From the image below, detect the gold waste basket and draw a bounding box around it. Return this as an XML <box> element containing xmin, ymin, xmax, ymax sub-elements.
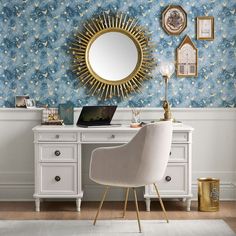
<box><xmin>198</xmin><ymin>178</ymin><xmax>220</xmax><ymax>212</ymax></box>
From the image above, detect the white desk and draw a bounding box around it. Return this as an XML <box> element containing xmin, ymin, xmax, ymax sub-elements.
<box><xmin>33</xmin><ymin>124</ymin><xmax>193</xmax><ymax>212</ymax></box>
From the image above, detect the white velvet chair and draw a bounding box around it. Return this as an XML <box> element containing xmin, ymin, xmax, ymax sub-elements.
<box><xmin>89</xmin><ymin>121</ymin><xmax>173</xmax><ymax>233</ymax></box>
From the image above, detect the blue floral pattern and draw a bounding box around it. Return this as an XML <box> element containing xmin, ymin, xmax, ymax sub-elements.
<box><xmin>0</xmin><ymin>0</ymin><xmax>235</xmax><ymax>108</ymax></box>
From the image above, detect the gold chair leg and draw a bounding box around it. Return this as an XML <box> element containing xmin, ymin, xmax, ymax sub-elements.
<box><xmin>123</xmin><ymin>188</ymin><xmax>129</xmax><ymax>218</ymax></box>
<box><xmin>93</xmin><ymin>186</ymin><xmax>109</xmax><ymax>226</ymax></box>
<box><xmin>153</xmin><ymin>183</ymin><xmax>169</xmax><ymax>223</ymax></box>
<box><xmin>133</xmin><ymin>188</ymin><xmax>142</xmax><ymax>233</ymax></box>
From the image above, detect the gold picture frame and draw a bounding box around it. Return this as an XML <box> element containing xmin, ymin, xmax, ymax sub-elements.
<box><xmin>176</xmin><ymin>35</ymin><xmax>198</xmax><ymax>77</ymax></box>
<box><xmin>71</xmin><ymin>12</ymin><xmax>155</xmax><ymax>99</ymax></box>
<box><xmin>196</xmin><ymin>16</ymin><xmax>214</xmax><ymax>40</ymax></box>
<box><xmin>162</xmin><ymin>5</ymin><xmax>187</xmax><ymax>35</ymax></box>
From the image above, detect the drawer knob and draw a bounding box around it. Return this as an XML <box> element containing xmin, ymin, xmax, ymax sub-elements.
<box><xmin>169</xmin><ymin>151</ymin><xmax>172</xmax><ymax>156</ymax></box>
<box><xmin>54</xmin><ymin>150</ymin><xmax>61</xmax><ymax>156</ymax></box>
<box><xmin>55</xmin><ymin>176</ymin><xmax>61</xmax><ymax>182</ymax></box>
<box><xmin>55</xmin><ymin>134</ymin><xmax>60</xmax><ymax>139</ymax></box>
<box><xmin>111</xmin><ymin>134</ymin><xmax>115</xmax><ymax>139</ymax></box>
<box><xmin>165</xmin><ymin>176</ymin><xmax>171</xmax><ymax>182</ymax></box>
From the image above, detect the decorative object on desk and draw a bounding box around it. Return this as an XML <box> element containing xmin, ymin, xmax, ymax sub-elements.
<box><xmin>25</xmin><ymin>99</ymin><xmax>36</xmax><ymax>108</ymax></box>
<box><xmin>130</xmin><ymin>123</ymin><xmax>141</xmax><ymax>128</ymax></box>
<box><xmin>41</xmin><ymin>107</ymin><xmax>63</xmax><ymax>125</ymax></box>
<box><xmin>71</xmin><ymin>11</ymin><xmax>155</xmax><ymax>99</ymax></box>
<box><xmin>58</xmin><ymin>101</ymin><xmax>74</xmax><ymax>125</ymax></box>
<box><xmin>159</xmin><ymin>61</ymin><xmax>175</xmax><ymax>121</ymax></box>
<box><xmin>130</xmin><ymin>108</ymin><xmax>141</xmax><ymax>128</ymax></box>
<box><xmin>162</xmin><ymin>5</ymin><xmax>187</xmax><ymax>35</ymax></box>
<box><xmin>15</xmin><ymin>95</ymin><xmax>29</xmax><ymax>108</ymax></box>
<box><xmin>131</xmin><ymin>109</ymin><xmax>141</xmax><ymax>123</ymax></box>
<box><xmin>176</xmin><ymin>35</ymin><xmax>198</xmax><ymax>77</ymax></box>
<box><xmin>197</xmin><ymin>16</ymin><xmax>214</xmax><ymax>40</ymax></box>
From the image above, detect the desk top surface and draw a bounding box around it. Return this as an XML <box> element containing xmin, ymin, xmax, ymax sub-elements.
<box><xmin>33</xmin><ymin>123</ymin><xmax>193</xmax><ymax>132</ymax></box>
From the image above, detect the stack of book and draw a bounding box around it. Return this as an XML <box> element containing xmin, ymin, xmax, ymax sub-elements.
<box><xmin>41</xmin><ymin>120</ymin><xmax>64</xmax><ymax>125</ymax></box>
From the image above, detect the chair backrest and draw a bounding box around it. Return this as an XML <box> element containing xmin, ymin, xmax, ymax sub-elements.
<box><xmin>126</xmin><ymin>121</ymin><xmax>173</xmax><ymax>186</ymax></box>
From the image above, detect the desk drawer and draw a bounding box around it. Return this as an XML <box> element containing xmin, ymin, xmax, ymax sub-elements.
<box><xmin>39</xmin><ymin>144</ymin><xmax>77</xmax><ymax>162</ymax></box>
<box><xmin>172</xmin><ymin>132</ymin><xmax>188</xmax><ymax>142</ymax></box>
<box><xmin>169</xmin><ymin>144</ymin><xmax>188</xmax><ymax>162</ymax></box>
<box><xmin>39</xmin><ymin>163</ymin><xmax>77</xmax><ymax>194</ymax></box>
<box><xmin>149</xmin><ymin>164</ymin><xmax>187</xmax><ymax>195</ymax></box>
<box><xmin>38</xmin><ymin>132</ymin><xmax>77</xmax><ymax>142</ymax></box>
<box><xmin>81</xmin><ymin>131</ymin><xmax>136</xmax><ymax>143</ymax></box>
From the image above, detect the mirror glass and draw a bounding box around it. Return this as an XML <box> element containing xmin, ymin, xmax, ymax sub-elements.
<box><xmin>88</xmin><ymin>32</ymin><xmax>138</xmax><ymax>81</ymax></box>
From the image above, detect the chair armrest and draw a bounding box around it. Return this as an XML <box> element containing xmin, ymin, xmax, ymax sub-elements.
<box><xmin>89</xmin><ymin>144</ymin><xmax>130</xmax><ymax>185</ymax></box>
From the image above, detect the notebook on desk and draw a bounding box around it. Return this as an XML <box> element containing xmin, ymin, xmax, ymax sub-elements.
<box><xmin>76</xmin><ymin>105</ymin><xmax>120</xmax><ymax>128</ymax></box>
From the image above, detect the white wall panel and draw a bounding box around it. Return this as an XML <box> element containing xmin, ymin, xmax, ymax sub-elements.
<box><xmin>0</xmin><ymin>108</ymin><xmax>235</xmax><ymax>201</ymax></box>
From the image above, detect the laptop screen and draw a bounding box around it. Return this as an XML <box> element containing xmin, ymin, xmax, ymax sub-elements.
<box><xmin>77</xmin><ymin>106</ymin><xmax>117</xmax><ymax>126</ymax></box>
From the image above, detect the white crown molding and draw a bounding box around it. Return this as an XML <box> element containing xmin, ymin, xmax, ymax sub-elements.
<box><xmin>0</xmin><ymin>108</ymin><xmax>42</xmax><ymax>121</ymax></box>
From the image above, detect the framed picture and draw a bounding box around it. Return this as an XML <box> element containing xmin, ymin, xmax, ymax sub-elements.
<box><xmin>162</xmin><ymin>5</ymin><xmax>187</xmax><ymax>35</ymax></box>
<box><xmin>25</xmin><ymin>99</ymin><xmax>36</xmax><ymax>108</ymax></box>
<box><xmin>197</xmin><ymin>16</ymin><xmax>214</xmax><ymax>40</ymax></box>
<box><xmin>176</xmin><ymin>35</ymin><xmax>198</xmax><ymax>77</ymax></box>
<box><xmin>15</xmin><ymin>95</ymin><xmax>29</xmax><ymax>108</ymax></box>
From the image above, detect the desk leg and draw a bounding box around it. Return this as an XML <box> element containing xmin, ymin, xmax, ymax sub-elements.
<box><xmin>76</xmin><ymin>198</ymin><xmax>81</xmax><ymax>212</ymax></box>
<box><xmin>35</xmin><ymin>198</ymin><xmax>40</xmax><ymax>212</ymax></box>
<box><xmin>145</xmin><ymin>198</ymin><xmax>151</xmax><ymax>212</ymax></box>
<box><xmin>186</xmin><ymin>198</ymin><xmax>191</xmax><ymax>211</ymax></box>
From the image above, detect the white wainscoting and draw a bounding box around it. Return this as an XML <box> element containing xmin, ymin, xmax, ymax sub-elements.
<box><xmin>0</xmin><ymin>108</ymin><xmax>235</xmax><ymax>201</ymax></box>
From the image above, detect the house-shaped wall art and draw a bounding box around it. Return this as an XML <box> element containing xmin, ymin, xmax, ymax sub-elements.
<box><xmin>176</xmin><ymin>35</ymin><xmax>198</xmax><ymax>77</ymax></box>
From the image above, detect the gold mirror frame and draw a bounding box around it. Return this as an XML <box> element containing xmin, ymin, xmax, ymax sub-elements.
<box><xmin>71</xmin><ymin>12</ymin><xmax>155</xmax><ymax>99</ymax></box>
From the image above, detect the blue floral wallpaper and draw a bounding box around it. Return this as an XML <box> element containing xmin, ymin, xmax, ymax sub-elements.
<box><xmin>0</xmin><ymin>0</ymin><xmax>235</xmax><ymax>108</ymax></box>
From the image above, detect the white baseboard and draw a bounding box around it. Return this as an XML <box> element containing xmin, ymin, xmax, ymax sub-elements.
<box><xmin>0</xmin><ymin>184</ymin><xmax>34</xmax><ymax>201</ymax></box>
<box><xmin>0</xmin><ymin>183</ymin><xmax>235</xmax><ymax>201</ymax></box>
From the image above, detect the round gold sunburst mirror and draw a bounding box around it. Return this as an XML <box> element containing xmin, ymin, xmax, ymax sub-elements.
<box><xmin>71</xmin><ymin>12</ymin><xmax>155</xmax><ymax>99</ymax></box>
